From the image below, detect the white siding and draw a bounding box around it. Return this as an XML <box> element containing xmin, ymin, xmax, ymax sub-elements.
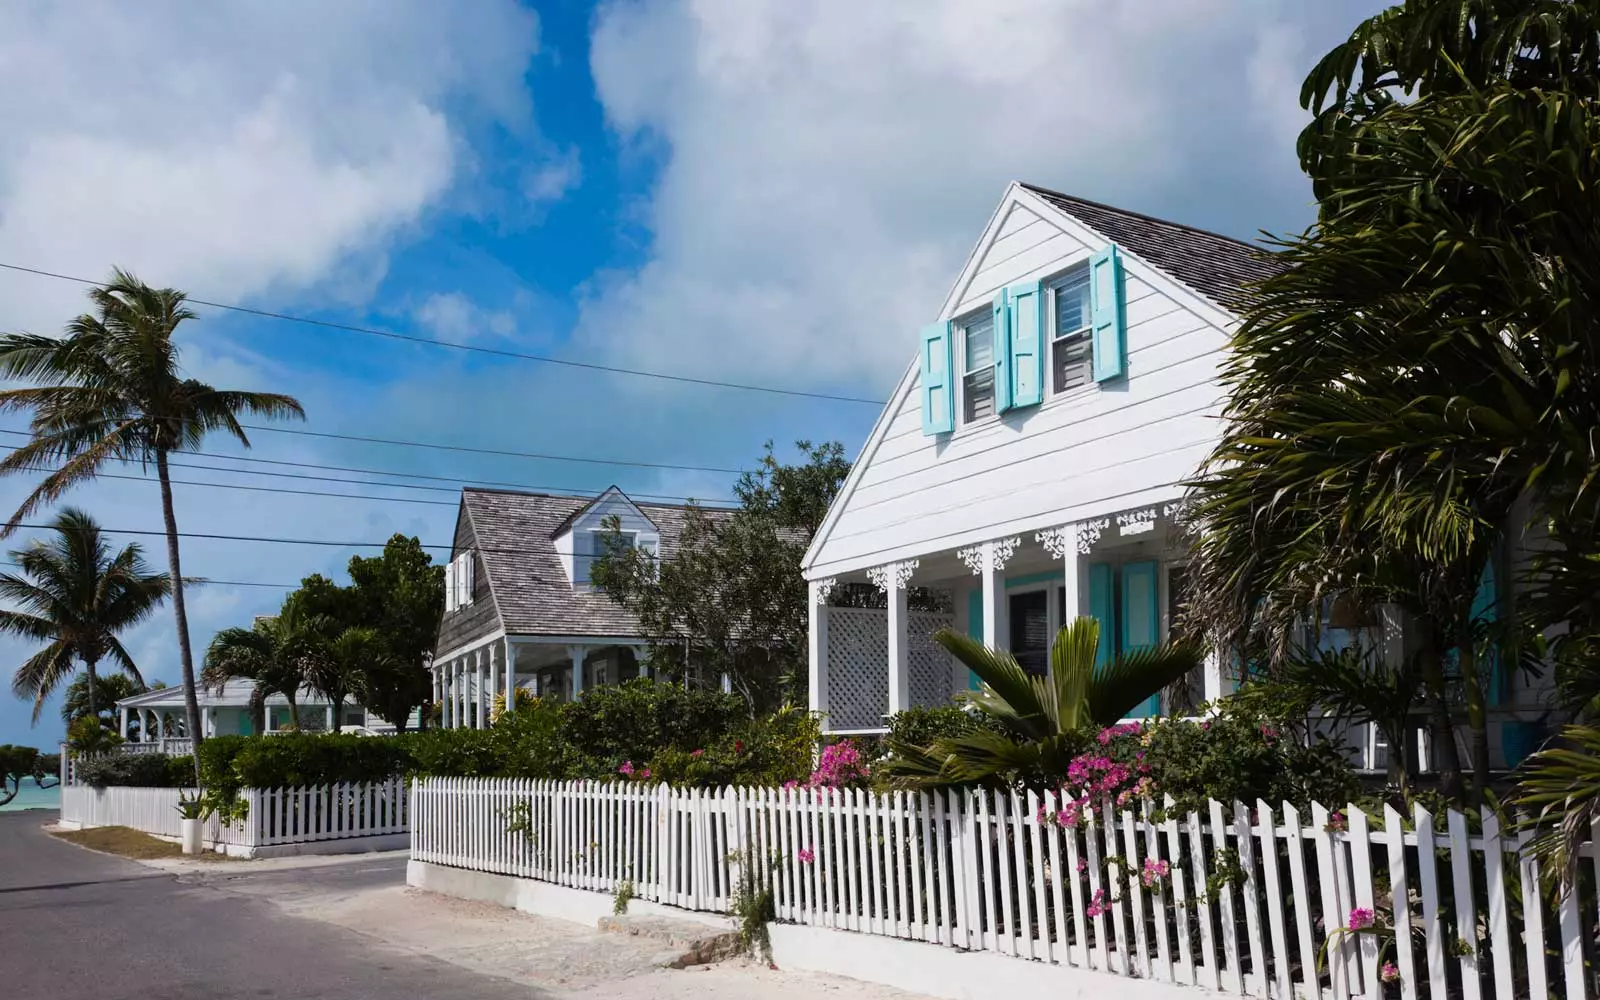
<box><xmin>808</xmin><ymin>198</ymin><xmax>1232</xmax><ymax>579</ymax></box>
<box><xmin>554</xmin><ymin>488</ymin><xmax>663</xmax><ymax>585</ymax></box>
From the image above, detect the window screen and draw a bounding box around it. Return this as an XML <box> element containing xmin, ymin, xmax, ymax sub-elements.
<box><xmin>1009</xmin><ymin>590</ymin><xmax>1050</xmax><ymax>676</ymax></box>
<box><xmin>961</xmin><ymin>312</ymin><xmax>995</xmax><ymax>422</ymax></box>
<box><xmin>1051</xmin><ymin>270</ymin><xmax>1093</xmax><ymax>394</ymax></box>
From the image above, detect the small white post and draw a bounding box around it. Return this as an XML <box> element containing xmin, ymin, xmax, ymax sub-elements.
<box><xmin>502</xmin><ymin>640</ymin><xmax>516</xmax><ymax>714</ymax></box>
<box><xmin>1060</xmin><ymin>524</ymin><xmax>1082</xmax><ymax>623</ymax></box>
<box><xmin>808</xmin><ymin>579</ymin><xmax>831</xmax><ymax>721</ymax></box>
<box><xmin>474</xmin><ymin>648</ymin><xmax>486</xmax><ymax>729</ymax></box>
<box><xmin>456</xmin><ymin>657</ymin><xmax>467</xmax><ymax>729</ymax></box>
<box><xmin>887</xmin><ymin>569</ymin><xmax>910</xmax><ymax>715</ymax></box>
<box><xmin>325</xmin><ymin>704</ymin><xmax>335</xmax><ymax>732</ymax></box>
<box><xmin>569</xmin><ymin>645</ymin><xmax>586</xmax><ymax>699</ymax></box>
<box><xmin>118</xmin><ymin>707</ymin><xmax>129</xmax><ymax>739</ymax></box>
<box><xmin>431</xmin><ymin>665</ymin><xmax>441</xmax><ymax>725</ymax></box>
<box><xmin>632</xmin><ymin>645</ymin><xmax>650</xmax><ymax>680</ymax></box>
<box><xmin>981</xmin><ymin>545</ymin><xmax>1003</xmax><ymax>650</ymax></box>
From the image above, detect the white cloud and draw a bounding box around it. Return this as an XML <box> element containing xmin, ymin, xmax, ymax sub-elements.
<box><xmin>584</xmin><ymin>0</ymin><xmax>1381</xmax><ymax>393</ymax></box>
<box><xmin>414</xmin><ymin>292</ymin><xmax>518</xmax><ymax>342</ymax></box>
<box><xmin>525</xmin><ymin>147</ymin><xmax>584</xmax><ymax>206</ymax></box>
<box><xmin>0</xmin><ymin>0</ymin><xmax>541</xmax><ymax>333</ymax></box>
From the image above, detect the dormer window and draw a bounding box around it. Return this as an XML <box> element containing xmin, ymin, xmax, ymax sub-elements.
<box><xmin>580</xmin><ymin>529</ymin><xmax>636</xmax><ymax>584</ymax></box>
<box><xmin>959</xmin><ymin>310</ymin><xmax>995</xmax><ymax>423</ymax></box>
<box><xmin>1050</xmin><ymin>267</ymin><xmax>1093</xmax><ymax>394</ymax></box>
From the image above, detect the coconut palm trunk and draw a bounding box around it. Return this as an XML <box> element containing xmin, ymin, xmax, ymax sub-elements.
<box><xmin>156</xmin><ymin>449</ymin><xmax>204</xmax><ymax>778</ymax></box>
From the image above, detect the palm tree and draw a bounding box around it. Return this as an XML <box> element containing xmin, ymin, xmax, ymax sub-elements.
<box><xmin>0</xmin><ymin>508</ymin><xmax>171</xmax><ymax>723</ymax></box>
<box><xmin>61</xmin><ymin>671</ymin><xmax>150</xmax><ymax>731</ymax></box>
<box><xmin>0</xmin><ymin>269</ymin><xmax>304</xmax><ymax>771</ymax></box>
<box><xmin>878</xmin><ymin>617</ymin><xmax>1200</xmax><ymax>789</ymax></box>
<box><xmin>202</xmin><ymin>600</ymin><xmax>326</xmax><ymax>733</ymax></box>
<box><xmin>304</xmin><ymin>626</ymin><xmax>386</xmax><ymax>731</ymax></box>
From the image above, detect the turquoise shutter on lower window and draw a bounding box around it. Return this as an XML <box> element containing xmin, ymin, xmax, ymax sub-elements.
<box><xmin>1473</xmin><ymin>557</ymin><xmax>1502</xmax><ymax>704</ymax></box>
<box><xmin>1121</xmin><ymin>560</ymin><xmax>1162</xmax><ymax>717</ymax></box>
<box><xmin>919</xmin><ymin>321</ymin><xmax>954</xmax><ymax>435</ymax></box>
<box><xmin>1005</xmin><ymin>279</ymin><xmax>1044</xmax><ymax>408</ymax></box>
<box><xmin>1089</xmin><ymin>245</ymin><xmax>1126</xmax><ymax>382</ymax></box>
<box><xmin>1088</xmin><ymin>562</ymin><xmax>1116</xmax><ymax>671</ymax></box>
<box><xmin>966</xmin><ymin>589</ymin><xmax>984</xmax><ymax>691</ymax></box>
<box><xmin>992</xmin><ymin>290</ymin><xmax>1012</xmax><ymax>412</ymax></box>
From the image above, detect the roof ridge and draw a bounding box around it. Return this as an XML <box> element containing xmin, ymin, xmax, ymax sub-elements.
<box><xmin>462</xmin><ymin>484</ymin><xmax>718</xmax><ymax>512</ymax></box>
<box><xmin>1019</xmin><ymin>182</ymin><xmax>1269</xmax><ymax>253</ymax></box>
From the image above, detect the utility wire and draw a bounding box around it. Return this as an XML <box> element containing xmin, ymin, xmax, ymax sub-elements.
<box><xmin>0</xmin><ymin>428</ymin><xmax>739</xmax><ymax>505</ymax></box>
<box><xmin>0</xmin><ymin>559</ymin><xmax>296</xmax><ymax>589</ymax></box>
<box><xmin>0</xmin><ymin>261</ymin><xmax>886</xmax><ymax>405</ymax></box>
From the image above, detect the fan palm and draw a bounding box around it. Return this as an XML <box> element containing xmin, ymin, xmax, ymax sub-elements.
<box><xmin>60</xmin><ymin>671</ymin><xmax>149</xmax><ymax>730</ymax></box>
<box><xmin>0</xmin><ymin>508</ymin><xmax>170</xmax><ymax>723</ymax></box>
<box><xmin>202</xmin><ymin>600</ymin><xmax>326</xmax><ymax>733</ymax></box>
<box><xmin>878</xmin><ymin>616</ymin><xmax>1201</xmax><ymax>790</ymax></box>
<box><xmin>1516</xmin><ymin>724</ymin><xmax>1600</xmax><ymax>897</ymax></box>
<box><xmin>0</xmin><ymin>269</ymin><xmax>304</xmax><ymax>769</ymax></box>
<box><xmin>304</xmin><ymin>626</ymin><xmax>387</xmax><ymax>731</ymax></box>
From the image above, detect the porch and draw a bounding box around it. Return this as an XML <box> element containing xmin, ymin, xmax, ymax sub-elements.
<box><xmin>808</xmin><ymin>501</ymin><xmax>1219</xmax><ymax>735</ymax></box>
<box><xmin>433</xmin><ymin>637</ymin><xmax>650</xmax><ymax>729</ymax></box>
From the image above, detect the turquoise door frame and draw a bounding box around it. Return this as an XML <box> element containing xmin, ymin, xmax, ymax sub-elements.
<box><xmin>964</xmin><ymin>570</ymin><xmax>1073</xmax><ymax>690</ymax></box>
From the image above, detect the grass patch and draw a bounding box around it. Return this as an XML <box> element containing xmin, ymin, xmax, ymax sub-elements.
<box><xmin>52</xmin><ymin>826</ymin><xmax>229</xmax><ymax>861</ymax></box>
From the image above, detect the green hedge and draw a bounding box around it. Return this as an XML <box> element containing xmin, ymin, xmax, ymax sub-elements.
<box><xmin>183</xmin><ymin>680</ymin><xmax>819</xmax><ymax>796</ymax></box>
<box><xmin>75</xmin><ymin>753</ymin><xmax>194</xmax><ymax>789</ymax></box>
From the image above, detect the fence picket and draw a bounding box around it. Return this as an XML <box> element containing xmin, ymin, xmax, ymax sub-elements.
<box><xmin>1446</xmin><ymin>808</ymin><xmax>1481</xmax><ymax>1000</ymax></box>
<box><xmin>1101</xmin><ymin>801</ymin><xmax>1130</xmax><ymax>976</ymax></box>
<box><xmin>1143</xmin><ymin>802</ymin><xmax>1172</xmax><ymax>982</ymax></box>
<box><xmin>1479</xmin><ymin>809</ymin><xmax>1515</xmax><ymax>1000</ymax></box>
<box><xmin>1255</xmin><ymin>801</ymin><xmax>1291</xmax><ymax>1000</ymax></box>
<box><xmin>1283</xmin><ymin>804</ymin><xmax>1321</xmax><ymax>1000</ymax></box>
<box><xmin>1046</xmin><ymin>791</ymin><xmax>1071</xmax><ymax>966</ymax></box>
<box><xmin>1010</xmin><ymin>791</ymin><xmax>1033</xmax><ymax>959</ymax></box>
<box><xmin>1161</xmin><ymin>804</ymin><xmax>1193</xmax><ymax>985</ymax></box>
<box><xmin>1185</xmin><ymin>808</ymin><xmax>1220</xmax><ymax>991</ymax></box>
<box><xmin>1413</xmin><ymin>804</ymin><xmax>1448</xmax><ymax>999</ymax></box>
<box><xmin>1514</xmin><ymin>820</ymin><xmax>1547</xmax><ymax>1000</ymax></box>
<box><xmin>1121</xmin><ymin>807</ymin><xmax>1151</xmax><ymax>978</ymax></box>
<box><xmin>1346</xmin><ymin>805</ymin><xmax>1380</xmax><ymax>1000</ymax></box>
<box><xmin>1210</xmin><ymin>800</ymin><xmax>1244</xmax><ymax>994</ymax></box>
<box><xmin>958</xmin><ymin>788</ymin><xmax>980</xmax><ymax>952</ymax></box>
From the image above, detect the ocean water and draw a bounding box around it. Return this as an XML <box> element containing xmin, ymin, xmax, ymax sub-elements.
<box><xmin>1</xmin><ymin>775</ymin><xmax>61</xmax><ymax>812</ymax></box>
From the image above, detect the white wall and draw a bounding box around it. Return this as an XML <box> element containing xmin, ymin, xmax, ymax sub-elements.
<box><xmin>808</xmin><ymin>197</ymin><xmax>1231</xmax><ymax>579</ymax></box>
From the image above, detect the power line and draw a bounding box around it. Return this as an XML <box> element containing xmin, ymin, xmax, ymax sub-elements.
<box><xmin>0</xmin><ymin>260</ymin><xmax>886</xmax><ymax>406</ymax></box>
<box><xmin>0</xmin><ymin>559</ymin><xmax>295</xmax><ymax>589</ymax></box>
<box><xmin>0</xmin><ymin>428</ymin><xmax>739</xmax><ymax>504</ymax></box>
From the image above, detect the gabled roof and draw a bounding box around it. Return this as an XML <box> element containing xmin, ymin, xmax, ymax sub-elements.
<box><xmin>453</xmin><ymin>487</ymin><xmax>730</xmax><ymax>643</ymax></box>
<box><xmin>115</xmin><ymin>679</ymin><xmax>337</xmax><ymax>709</ymax></box>
<box><xmin>1020</xmin><ymin>182</ymin><xmax>1283</xmax><ymax>314</ymax></box>
<box><xmin>546</xmin><ymin>485</ymin><xmax>659</xmax><ymax>540</ymax></box>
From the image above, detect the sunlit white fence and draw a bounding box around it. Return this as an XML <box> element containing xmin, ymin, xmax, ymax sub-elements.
<box><xmin>412</xmin><ymin>776</ymin><xmax>1596</xmax><ymax>1000</ymax></box>
<box><xmin>61</xmin><ymin>778</ymin><xmax>408</xmax><ymax>856</ymax></box>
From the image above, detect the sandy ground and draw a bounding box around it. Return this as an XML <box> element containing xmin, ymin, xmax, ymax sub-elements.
<box><xmin>153</xmin><ymin>849</ymin><xmax>933</xmax><ymax>1000</ymax></box>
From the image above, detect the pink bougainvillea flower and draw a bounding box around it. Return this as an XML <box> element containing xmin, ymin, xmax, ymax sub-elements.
<box><xmin>1076</xmin><ymin>857</ymin><xmax>1088</xmax><ymax>873</ymax></box>
<box><xmin>1348</xmin><ymin>907</ymin><xmax>1375</xmax><ymax>930</ymax></box>
<box><xmin>799</xmin><ymin>848</ymin><xmax>815</xmax><ymax>865</ymax></box>
<box><xmin>1380</xmin><ymin>962</ymin><xmax>1400</xmax><ymax>984</ymax></box>
<box><xmin>1327</xmin><ymin>810</ymin><xmax>1348</xmax><ymax>833</ymax></box>
<box><xmin>690</xmin><ymin>748</ymin><xmax>705</xmax><ymax>758</ymax></box>
<box><xmin>618</xmin><ymin>761</ymin><xmax>635</xmax><ymax>777</ymax></box>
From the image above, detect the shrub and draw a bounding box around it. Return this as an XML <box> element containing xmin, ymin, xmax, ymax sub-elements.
<box><xmin>884</xmin><ymin>704</ymin><xmax>995</xmax><ymax>749</ymax></box>
<box><xmin>75</xmin><ymin>753</ymin><xmax>193</xmax><ymax>789</ymax></box>
<box><xmin>560</xmin><ymin>679</ymin><xmax>746</xmax><ymax>774</ymax></box>
<box><xmin>645</xmin><ymin>706</ymin><xmax>820</xmax><ymax>787</ymax></box>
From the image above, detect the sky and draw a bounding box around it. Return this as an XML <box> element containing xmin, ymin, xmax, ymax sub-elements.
<box><xmin>0</xmin><ymin>0</ymin><xmax>1385</xmax><ymax>748</ymax></box>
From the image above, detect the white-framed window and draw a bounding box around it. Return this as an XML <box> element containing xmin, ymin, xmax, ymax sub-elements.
<box><xmin>1050</xmin><ymin>267</ymin><xmax>1093</xmax><ymax>395</ymax></box>
<box><xmin>959</xmin><ymin>310</ymin><xmax>995</xmax><ymax>423</ymax></box>
<box><xmin>445</xmin><ymin>551</ymin><xmax>475</xmax><ymax>612</ymax></box>
<box><xmin>582</xmin><ymin>529</ymin><xmax>636</xmax><ymax>584</ymax></box>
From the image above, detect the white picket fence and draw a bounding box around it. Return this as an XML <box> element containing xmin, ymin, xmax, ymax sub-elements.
<box><xmin>412</xmin><ymin>777</ymin><xmax>1596</xmax><ymax>1000</ymax></box>
<box><xmin>61</xmin><ymin>778</ymin><xmax>408</xmax><ymax>854</ymax></box>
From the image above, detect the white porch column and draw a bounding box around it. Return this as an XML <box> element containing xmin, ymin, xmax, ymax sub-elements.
<box><xmin>808</xmin><ymin>579</ymin><xmax>835</xmax><ymax>720</ymax></box>
<box><xmin>632</xmin><ymin>645</ymin><xmax>650</xmax><ymax>681</ymax></box>
<box><xmin>455</xmin><ymin>658</ymin><xmax>467</xmax><ymax>729</ymax></box>
<box><xmin>502</xmin><ymin>640</ymin><xmax>516</xmax><ymax>714</ymax></box>
<box><xmin>1038</xmin><ymin>524</ymin><xmax>1085</xmax><ymax>622</ymax></box>
<box><xmin>569</xmin><ymin>645</ymin><xmax>586</xmax><ymax>698</ymax></box>
<box><xmin>870</xmin><ymin>561</ymin><xmax>918</xmax><ymax>716</ymax></box>
<box><xmin>203</xmin><ymin>706</ymin><xmax>215</xmax><ymax>737</ymax></box>
<box><xmin>960</xmin><ymin>538</ymin><xmax>1020</xmax><ymax>651</ymax></box>
<box><xmin>486</xmin><ymin>645</ymin><xmax>499</xmax><ymax>723</ymax></box>
<box><xmin>438</xmin><ymin>665</ymin><xmax>450</xmax><ymax>729</ymax></box>
<box><xmin>118</xmin><ymin>706</ymin><xmax>129</xmax><ymax>739</ymax></box>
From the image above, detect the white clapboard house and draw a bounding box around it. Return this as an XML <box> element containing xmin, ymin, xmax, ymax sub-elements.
<box><xmin>801</xmin><ymin>182</ymin><xmax>1547</xmax><ymax>769</ymax></box>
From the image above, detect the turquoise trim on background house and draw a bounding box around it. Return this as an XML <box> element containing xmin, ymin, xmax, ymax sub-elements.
<box><xmin>919</xmin><ymin>321</ymin><xmax>954</xmax><ymax>435</ymax></box>
<box><xmin>1088</xmin><ymin>563</ymin><xmax>1116</xmax><ymax>670</ymax></box>
<box><xmin>991</xmin><ymin>289</ymin><xmax>1011</xmax><ymax>412</ymax></box>
<box><xmin>1004</xmin><ymin>278</ymin><xmax>1044</xmax><ymax>409</ymax></box>
<box><xmin>1005</xmin><ymin>570</ymin><xmax>1060</xmax><ymax>589</ymax></box>
<box><xmin>1121</xmin><ymin>560</ymin><xmax>1161</xmax><ymax>717</ymax></box>
<box><xmin>1089</xmin><ymin>244</ymin><xmax>1126</xmax><ymax>382</ymax></box>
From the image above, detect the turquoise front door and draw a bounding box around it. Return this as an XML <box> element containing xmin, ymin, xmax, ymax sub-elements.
<box><xmin>1120</xmin><ymin>561</ymin><xmax>1162</xmax><ymax>717</ymax></box>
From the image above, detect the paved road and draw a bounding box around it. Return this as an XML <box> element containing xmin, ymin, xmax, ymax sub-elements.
<box><xmin>0</xmin><ymin>811</ymin><xmax>543</xmax><ymax>1000</ymax></box>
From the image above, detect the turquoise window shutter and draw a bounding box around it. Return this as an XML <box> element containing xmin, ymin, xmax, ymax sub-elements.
<box><xmin>1088</xmin><ymin>562</ymin><xmax>1116</xmax><ymax>672</ymax></box>
<box><xmin>1005</xmin><ymin>279</ymin><xmax>1044</xmax><ymax>408</ymax></box>
<box><xmin>1121</xmin><ymin>560</ymin><xmax>1162</xmax><ymax>717</ymax></box>
<box><xmin>966</xmin><ymin>589</ymin><xmax>984</xmax><ymax>691</ymax></box>
<box><xmin>1473</xmin><ymin>557</ymin><xmax>1501</xmax><ymax>705</ymax></box>
<box><xmin>919</xmin><ymin>321</ymin><xmax>954</xmax><ymax>435</ymax></box>
<box><xmin>992</xmin><ymin>290</ymin><xmax>1012</xmax><ymax>412</ymax></box>
<box><xmin>1089</xmin><ymin>245</ymin><xmax>1127</xmax><ymax>382</ymax></box>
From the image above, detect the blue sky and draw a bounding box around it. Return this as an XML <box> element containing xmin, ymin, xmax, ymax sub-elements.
<box><xmin>0</xmin><ymin>0</ymin><xmax>1382</xmax><ymax>747</ymax></box>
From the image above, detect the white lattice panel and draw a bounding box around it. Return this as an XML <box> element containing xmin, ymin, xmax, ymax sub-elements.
<box><xmin>826</xmin><ymin>608</ymin><xmax>957</xmax><ymax>730</ymax></box>
<box><xmin>826</xmin><ymin>607</ymin><xmax>887</xmax><ymax>730</ymax></box>
<box><xmin>907</xmin><ymin>611</ymin><xmax>957</xmax><ymax>708</ymax></box>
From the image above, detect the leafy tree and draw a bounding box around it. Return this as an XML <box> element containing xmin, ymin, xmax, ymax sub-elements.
<box><xmin>60</xmin><ymin>671</ymin><xmax>152</xmax><ymax>731</ymax></box>
<box><xmin>591</xmin><ymin>441</ymin><xmax>850</xmax><ymax>714</ymax></box>
<box><xmin>0</xmin><ymin>745</ymin><xmax>57</xmax><ymax>806</ymax></box>
<box><xmin>0</xmin><ymin>269</ymin><xmax>304</xmax><ymax>775</ymax></box>
<box><xmin>288</xmin><ymin>535</ymin><xmax>442</xmax><ymax>729</ymax></box>
<box><xmin>878</xmin><ymin>618</ymin><xmax>1201</xmax><ymax>790</ymax></box>
<box><xmin>0</xmin><ymin>508</ymin><xmax>170</xmax><ymax>724</ymax></box>
<box><xmin>202</xmin><ymin>597</ymin><xmax>326</xmax><ymax>732</ymax></box>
